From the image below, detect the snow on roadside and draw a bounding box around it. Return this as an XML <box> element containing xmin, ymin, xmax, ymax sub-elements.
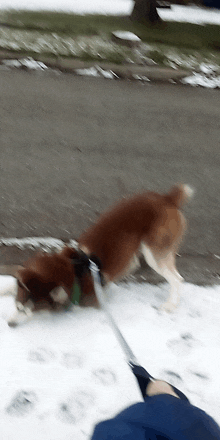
<box><xmin>159</xmin><ymin>4</ymin><xmax>220</xmax><ymax>25</ymax></box>
<box><xmin>1</xmin><ymin>1</ymin><xmax>220</xmax><ymax>24</ymax></box>
<box><xmin>182</xmin><ymin>71</ymin><xmax>220</xmax><ymax>88</ymax></box>
<box><xmin>0</xmin><ymin>236</ymin><xmax>77</xmax><ymax>251</ymax></box>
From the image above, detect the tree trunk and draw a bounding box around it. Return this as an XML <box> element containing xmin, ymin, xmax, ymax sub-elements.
<box><xmin>131</xmin><ymin>0</ymin><xmax>162</xmax><ymax>24</ymax></box>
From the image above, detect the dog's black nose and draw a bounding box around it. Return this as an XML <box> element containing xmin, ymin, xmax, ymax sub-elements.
<box><xmin>8</xmin><ymin>321</ymin><xmax>18</xmax><ymax>328</ymax></box>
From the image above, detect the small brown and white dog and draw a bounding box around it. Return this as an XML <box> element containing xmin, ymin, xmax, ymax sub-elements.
<box><xmin>78</xmin><ymin>183</ymin><xmax>193</xmax><ymax>312</ymax></box>
<box><xmin>7</xmin><ymin>183</ymin><xmax>192</xmax><ymax>326</ymax></box>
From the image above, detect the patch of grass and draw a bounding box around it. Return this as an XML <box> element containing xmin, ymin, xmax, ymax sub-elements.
<box><xmin>79</xmin><ymin>51</ymin><xmax>126</xmax><ymax>64</ymax></box>
<box><xmin>146</xmin><ymin>49</ymin><xmax>168</xmax><ymax>65</ymax></box>
<box><xmin>148</xmin><ymin>45</ymin><xmax>220</xmax><ymax>70</ymax></box>
<box><xmin>1</xmin><ymin>11</ymin><xmax>129</xmax><ymax>35</ymax></box>
<box><xmin>0</xmin><ymin>10</ymin><xmax>220</xmax><ymax>70</ymax></box>
<box><xmin>0</xmin><ymin>28</ymin><xmax>135</xmax><ymax>63</ymax></box>
<box><xmin>1</xmin><ymin>10</ymin><xmax>220</xmax><ymax>52</ymax></box>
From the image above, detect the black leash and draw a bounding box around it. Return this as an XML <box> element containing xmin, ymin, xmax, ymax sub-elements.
<box><xmin>89</xmin><ymin>260</ymin><xmax>154</xmax><ymax>399</ymax></box>
<box><xmin>89</xmin><ymin>259</ymin><xmax>189</xmax><ymax>402</ymax></box>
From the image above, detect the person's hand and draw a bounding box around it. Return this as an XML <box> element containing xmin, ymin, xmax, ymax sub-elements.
<box><xmin>146</xmin><ymin>380</ymin><xmax>180</xmax><ymax>398</ymax></box>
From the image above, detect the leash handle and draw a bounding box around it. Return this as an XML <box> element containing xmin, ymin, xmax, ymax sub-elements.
<box><xmin>129</xmin><ymin>363</ymin><xmax>154</xmax><ymax>398</ymax></box>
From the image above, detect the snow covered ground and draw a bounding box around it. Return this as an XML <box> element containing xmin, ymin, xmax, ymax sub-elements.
<box><xmin>159</xmin><ymin>4</ymin><xmax>220</xmax><ymax>25</ymax></box>
<box><xmin>1</xmin><ymin>275</ymin><xmax>220</xmax><ymax>439</ymax></box>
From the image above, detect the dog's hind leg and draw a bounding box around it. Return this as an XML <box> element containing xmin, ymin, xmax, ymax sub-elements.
<box><xmin>141</xmin><ymin>244</ymin><xmax>183</xmax><ymax>312</ymax></box>
<box><xmin>158</xmin><ymin>252</ymin><xmax>183</xmax><ymax>312</ymax></box>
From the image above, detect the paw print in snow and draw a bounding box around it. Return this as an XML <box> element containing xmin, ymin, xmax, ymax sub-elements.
<box><xmin>6</xmin><ymin>391</ymin><xmax>37</xmax><ymax>416</ymax></box>
<box><xmin>163</xmin><ymin>370</ymin><xmax>183</xmax><ymax>386</ymax></box>
<box><xmin>58</xmin><ymin>391</ymin><xmax>95</xmax><ymax>424</ymax></box>
<box><xmin>167</xmin><ymin>333</ymin><xmax>198</xmax><ymax>356</ymax></box>
<box><xmin>28</xmin><ymin>347</ymin><xmax>56</xmax><ymax>363</ymax></box>
<box><xmin>61</xmin><ymin>352</ymin><xmax>84</xmax><ymax>369</ymax></box>
<box><xmin>92</xmin><ymin>368</ymin><xmax>116</xmax><ymax>385</ymax></box>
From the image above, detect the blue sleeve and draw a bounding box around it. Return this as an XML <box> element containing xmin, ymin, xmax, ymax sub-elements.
<box><xmin>91</xmin><ymin>395</ymin><xmax>220</xmax><ymax>440</ymax></box>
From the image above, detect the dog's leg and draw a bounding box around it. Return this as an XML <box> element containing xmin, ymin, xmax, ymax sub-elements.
<box><xmin>50</xmin><ymin>286</ymin><xmax>69</xmax><ymax>304</ymax></box>
<box><xmin>141</xmin><ymin>244</ymin><xmax>183</xmax><ymax>312</ymax></box>
<box><xmin>141</xmin><ymin>244</ymin><xmax>162</xmax><ymax>275</ymax></box>
<box><xmin>127</xmin><ymin>254</ymin><xmax>140</xmax><ymax>274</ymax></box>
<box><xmin>158</xmin><ymin>257</ymin><xmax>183</xmax><ymax>312</ymax></box>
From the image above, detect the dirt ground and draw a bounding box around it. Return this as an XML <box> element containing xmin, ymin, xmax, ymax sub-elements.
<box><xmin>0</xmin><ymin>69</ymin><xmax>220</xmax><ymax>284</ymax></box>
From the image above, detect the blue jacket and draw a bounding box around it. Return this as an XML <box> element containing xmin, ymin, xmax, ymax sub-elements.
<box><xmin>91</xmin><ymin>394</ymin><xmax>220</xmax><ymax>440</ymax></box>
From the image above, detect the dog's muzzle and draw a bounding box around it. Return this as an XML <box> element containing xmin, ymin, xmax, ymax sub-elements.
<box><xmin>7</xmin><ymin>300</ymin><xmax>34</xmax><ymax>327</ymax></box>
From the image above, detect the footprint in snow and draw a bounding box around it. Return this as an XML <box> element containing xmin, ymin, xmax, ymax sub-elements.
<box><xmin>182</xmin><ymin>371</ymin><xmax>210</xmax><ymax>400</ymax></box>
<box><xmin>163</xmin><ymin>370</ymin><xmax>183</xmax><ymax>386</ymax></box>
<box><xmin>92</xmin><ymin>368</ymin><xmax>116</xmax><ymax>385</ymax></box>
<box><xmin>188</xmin><ymin>309</ymin><xmax>201</xmax><ymax>318</ymax></box>
<box><xmin>167</xmin><ymin>333</ymin><xmax>198</xmax><ymax>356</ymax></box>
<box><xmin>6</xmin><ymin>391</ymin><xmax>37</xmax><ymax>416</ymax></box>
<box><xmin>61</xmin><ymin>352</ymin><xmax>84</xmax><ymax>369</ymax></box>
<box><xmin>58</xmin><ymin>391</ymin><xmax>95</xmax><ymax>424</ymax></box>
<box><xmin>190</xmin><ymin>371</ymin><xmax>209</xmax><ymax>380</ymax></box>
<box><xmin>28</xmin><ymin>347</ymin><xmax>56</xmax><ymax>363</ymax></box>
<box><xmin>188</xmin><ymin>370</ymin><xmax>210</xmax><ymax>386</ymax></box>
<box><xmin>58</xmin><ymin>402</ymin><xmax>81</xmax><ymax>424</ymax></box>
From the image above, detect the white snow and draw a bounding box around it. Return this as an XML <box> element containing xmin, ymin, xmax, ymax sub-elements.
<box><xmin>0</xmin><ymin>0</ymin><xmax>220</xmax><ymax>26</ymax></box>
<box><xmin>2</xmin><ymin>57</ymin><xmax>48</xmax><ymax>70</ymax></box>
<box><xmin>0</xmin><ymin>237</ymin><xmax>77</xmax><ymax>251</ymax></box>
<box><xmin>159</xmin><ymin>4</ymin><xmax>220</xmax><ymax>25</ymax></box>
<box><xmin>0</xmin><ymin>276</ymin><xmax>220</xmax><ymax>439</ymax></box>
<box><xmin>112</xmin><ymin>31</ymin><xmax>141</xmax><ymax>42</ymax></box>
<box><xmin>182</xmin><ymin>71</ymin><xmax>220</xmax><ymax>88</ymax></box>
<box><xmin>1</xmin><ymin>0</ymin><xmax>133</xmax><ymax>14</ymax></box>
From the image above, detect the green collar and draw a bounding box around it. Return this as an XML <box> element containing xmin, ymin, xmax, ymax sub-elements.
<box><xmin>70</xmin><ymin>278</ymin><xmax>82</xmax><ymax>305</ymax></box>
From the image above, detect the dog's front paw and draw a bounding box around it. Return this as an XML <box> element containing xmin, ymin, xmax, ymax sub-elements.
<box><xmin>160</xmin><ymin>302</ymin><xmax>177</xmax><ymax>313</ymax></box>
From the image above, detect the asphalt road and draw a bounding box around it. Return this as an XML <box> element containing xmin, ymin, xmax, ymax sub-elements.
<box><xmin>0</xmin><ymin>69</ymin><xmax>220</xmax><ymax>282</ymax></box>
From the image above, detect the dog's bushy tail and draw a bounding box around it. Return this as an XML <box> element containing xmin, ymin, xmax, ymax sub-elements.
<box><xmin>166</xmin><ymin>184</ymin><xmax>194</xmax><ymax>208</ymax></box>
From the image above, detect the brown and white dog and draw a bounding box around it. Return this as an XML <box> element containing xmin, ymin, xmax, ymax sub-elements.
<box><xmin>7</xmin><ymin>183</ymin><xmax>192</xmax><ymax>326</ymax></box>
<box><xmin>78</xmin><ymin>183</ymin><xmax>193</xmax><ymax>312</ymax></box>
